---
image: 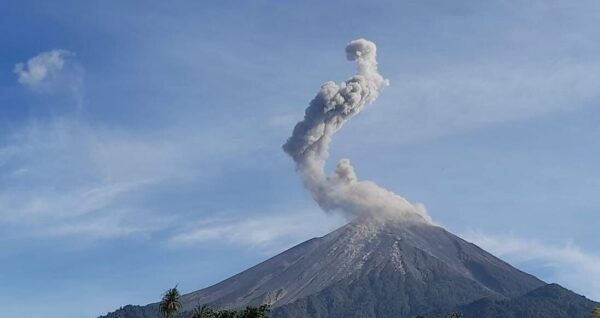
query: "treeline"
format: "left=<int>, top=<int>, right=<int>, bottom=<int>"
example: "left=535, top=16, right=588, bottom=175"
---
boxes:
left=159, top=286, right=269, bottom=318
left=190, top=304, right=269, bottom=318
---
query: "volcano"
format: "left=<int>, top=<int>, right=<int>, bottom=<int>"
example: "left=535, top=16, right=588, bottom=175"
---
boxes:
left=99, top=39, right=598, bottom=318
left=99, top=217, right=598, bottom=318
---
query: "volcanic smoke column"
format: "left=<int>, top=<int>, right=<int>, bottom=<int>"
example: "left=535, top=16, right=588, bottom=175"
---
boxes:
left=283, top=39, right=431, bottom=223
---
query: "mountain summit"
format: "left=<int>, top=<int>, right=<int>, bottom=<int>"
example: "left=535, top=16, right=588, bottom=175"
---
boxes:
left=100, top=218, right=598, bottom=318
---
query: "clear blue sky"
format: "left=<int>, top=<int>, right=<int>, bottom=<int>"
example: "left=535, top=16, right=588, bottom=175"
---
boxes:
left=1, top=1, right=599, bottom=317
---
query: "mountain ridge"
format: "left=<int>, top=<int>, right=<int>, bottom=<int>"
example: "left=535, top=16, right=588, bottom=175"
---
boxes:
left=426, top=283, right=599, bottom=318
left=99, top=217, right=597, bottom=318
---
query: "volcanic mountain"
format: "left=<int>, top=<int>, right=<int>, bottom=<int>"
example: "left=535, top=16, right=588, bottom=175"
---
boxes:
left=100, top=217, right=598, bottom=318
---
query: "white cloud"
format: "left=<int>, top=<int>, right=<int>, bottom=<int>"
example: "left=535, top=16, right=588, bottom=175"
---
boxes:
left=464, top=231, right=600, bottom=301
left=13, top=49, right=84, bottom=109
left=14, top=49, right=73, bottom=86
left=0, top=116, right=280, bottom=242
left=34, top=209, right=159, bottom=239
left=0, top=177, right=163, bottom=241
left=0, top=120, right=181, bottom=240
left=169, top=210, right=345, bottom=252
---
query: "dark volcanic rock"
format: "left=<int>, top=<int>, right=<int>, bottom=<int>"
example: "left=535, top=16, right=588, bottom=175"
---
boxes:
left=265, top=219, right=544, bottom=318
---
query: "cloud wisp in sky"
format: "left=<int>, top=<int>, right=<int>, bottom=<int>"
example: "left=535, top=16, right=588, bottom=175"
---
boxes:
left=13, top=49, right=84, bottom=109
left=0, top=112, right=289, bottom=243
left=0, top=120, right=166, bottom=240
left=13, top=49, right=72, bottom=86
left=464, top=231, right=600, bottom=301
left=168, top=209, right=345, bottom=253
left=283, top=39, right=431, bottom=223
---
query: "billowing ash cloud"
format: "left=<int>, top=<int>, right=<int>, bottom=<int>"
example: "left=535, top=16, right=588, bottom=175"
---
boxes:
left=283, top=39, right=431, bottom=223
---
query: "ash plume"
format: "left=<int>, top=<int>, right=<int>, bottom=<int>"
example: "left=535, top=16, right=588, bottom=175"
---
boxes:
left=283, top=39, right=431, bottom=223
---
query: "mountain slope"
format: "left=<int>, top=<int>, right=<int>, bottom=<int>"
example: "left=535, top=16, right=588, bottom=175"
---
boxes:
left=426, top=283, right=600, bottom=318
left=100, top=217, right=552, bottom=318
left=262, top=218, right=545, bottom=318
left=183, top=218, right=543, bottom=311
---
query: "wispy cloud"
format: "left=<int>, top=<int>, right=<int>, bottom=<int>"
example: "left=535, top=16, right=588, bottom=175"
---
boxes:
left=0, top=120, right=175, bottom=241
left=0, top=115, right=280, bottom=242
left=168, top=210, right=345, bottom=252
left=0, top=177, right=165, bottom=240
left=13, top=49, right=84, bottom=108
left=464, top=230, right=600, bottom=301
left=14, top=49, right=72, bottom=86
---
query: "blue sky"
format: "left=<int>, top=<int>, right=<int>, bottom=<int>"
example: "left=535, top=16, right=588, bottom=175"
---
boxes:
left=2, top=1, right=600, bottom=317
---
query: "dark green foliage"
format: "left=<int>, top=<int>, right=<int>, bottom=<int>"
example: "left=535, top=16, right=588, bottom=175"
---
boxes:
left=159, top=286, right=182, bottom=318
left=191, top=305, right=216, bottom=318
left=191, top=304, right=270, bottom=318
left=98, top=304, right=161, bottom=318
left=238, top=305, right=270, bottom=318
left=412, top=312, right=463, bottom=318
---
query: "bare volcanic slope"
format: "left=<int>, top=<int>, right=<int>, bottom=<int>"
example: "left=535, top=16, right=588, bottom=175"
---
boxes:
left=99, top=217, right=551, bottom=318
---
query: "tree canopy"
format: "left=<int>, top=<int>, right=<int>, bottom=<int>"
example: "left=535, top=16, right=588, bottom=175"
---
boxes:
left=191, top=304, right=270, bottom=318
left=159, top=286, right=182, bottom=318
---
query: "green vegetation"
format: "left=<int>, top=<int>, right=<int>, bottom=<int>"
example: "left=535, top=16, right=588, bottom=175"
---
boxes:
left=159, top=286, right=182, bottom=318
left=413, top=314, right=464, bottom=318
left=191, top=304, right=270, bottom=318
left=157, top=286, right=269, bottom=318
left=593, top=307, right=600, bottom=318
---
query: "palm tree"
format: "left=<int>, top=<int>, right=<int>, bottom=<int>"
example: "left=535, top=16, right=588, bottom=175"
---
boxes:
left=159, top=285, right=182, bottom=318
